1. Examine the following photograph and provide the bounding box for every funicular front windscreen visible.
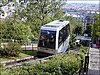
[38,30,56,49]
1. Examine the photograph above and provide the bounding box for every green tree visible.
[74,25,83,36]
[18,0,65,25]
[1,0,66,40]
[0,24,7,40]
[66,16,84,45]
[14,0,66,39]
[66,16,81,35]
[0,21,33,44]
[13,23,34,44]
[92,14,100,43]
[84,25,92,36]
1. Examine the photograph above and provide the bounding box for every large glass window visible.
[58,24,70,47]
[38,30,56,49]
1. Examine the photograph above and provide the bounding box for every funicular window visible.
[58,29,63,45]
[66,24,70,37]
[67,24,70,35]
[38,30,56,49]
[58,24,70,47]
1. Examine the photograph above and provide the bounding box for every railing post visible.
[32,44,33,51]
[83,43,91,75]
[25,44,26,53]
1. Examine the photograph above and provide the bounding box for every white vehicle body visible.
[38,20,70,54]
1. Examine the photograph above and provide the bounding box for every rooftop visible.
[41,20,69,31]
[43,20,69,28]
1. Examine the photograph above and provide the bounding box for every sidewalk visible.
[88,48,100,75]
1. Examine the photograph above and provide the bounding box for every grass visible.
[0,50,38,62]
[23,50,38,56]
[0,57,16,62]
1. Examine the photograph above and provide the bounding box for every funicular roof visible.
[41,20,69,31]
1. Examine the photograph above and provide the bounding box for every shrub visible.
[6,42,22,56]
[1,47,88,75]
[0,42,22,57]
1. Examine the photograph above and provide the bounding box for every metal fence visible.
[83,43,90,75]
[0,39,38,45]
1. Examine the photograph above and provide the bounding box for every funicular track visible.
[0,45,82,69]
[1,46,89,75]
[0,49,68,69]
[0,45,81,69]
[0,44,82,69]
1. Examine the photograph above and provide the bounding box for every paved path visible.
[88,48,100,75]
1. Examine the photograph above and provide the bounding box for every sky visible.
[67,0,99,4]
[15,0,99,4]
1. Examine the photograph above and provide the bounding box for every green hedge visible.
[1,47,88,75]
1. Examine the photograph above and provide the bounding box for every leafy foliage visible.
[0,22,33,44]
[66,16,83,35]
[0,0,66,41]
[14,23,34,44]
[84,25,92,36]
[74,25,83,36]
[1,47,88,75]
[0,42,22,56]
[92,14,100,42]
